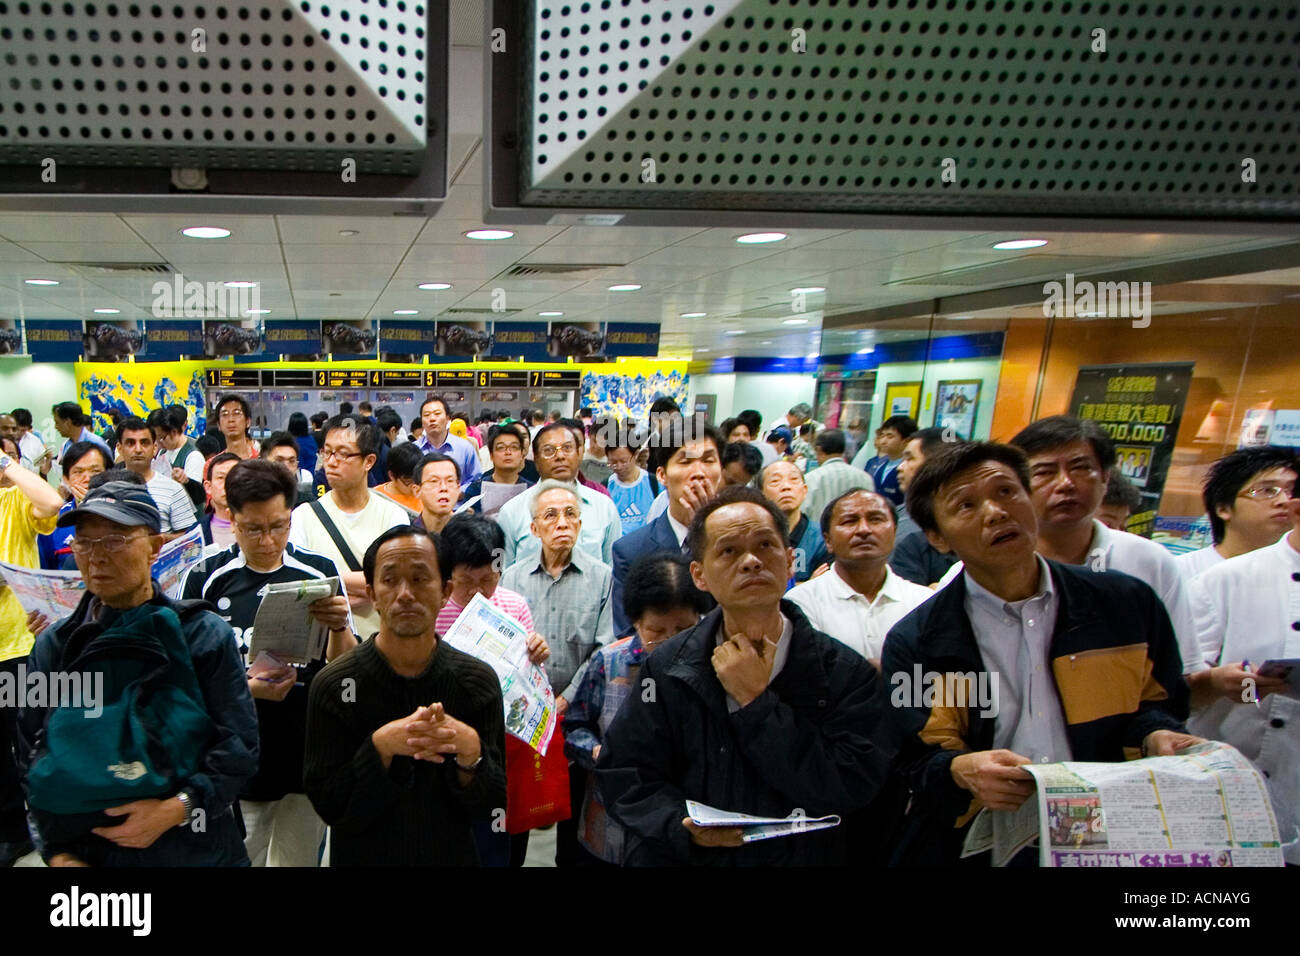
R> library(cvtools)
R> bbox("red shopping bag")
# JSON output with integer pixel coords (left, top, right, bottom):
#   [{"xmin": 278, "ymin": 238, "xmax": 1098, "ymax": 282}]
[{"xmin": 505, "ymin": 725, "xmax": 571, "ymax": 834}]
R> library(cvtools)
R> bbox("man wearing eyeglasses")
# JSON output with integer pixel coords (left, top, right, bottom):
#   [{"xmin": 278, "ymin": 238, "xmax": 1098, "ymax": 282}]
[
  {"xmin": 1176, "ymin": 446, "xmax": 1298, "ymax": 579},
  {"xmin": 459, "ymin": 424, "xmax": 535, "ymax": 518},
  {"xmin": 414, "ymin": 396, "xmax": 481, "ymax": 488},
  {"xmin": 0, "ymin": 442, "xmax": 64, "ymax": 866},
  {"xmin": 1186, "ymin": 449, "xmax": 1300, "ymax": 862},
  {"xmin": 289, "ymin": 415, "xmax": 409, "ymax": 641},
  {"xmin": 16, "ymin": 481, "xmax": 258, "ymax": 866},
  {"xmin": 181, "ymin": 459, "xmax": 357, "ymax": 867},
  {"xmin": 496, "ymin": 422, "xmax": 623, "ymax": 570},
  {"xmin": 213, "ymin": 394, "xmax": 258, "ymax": 461}
]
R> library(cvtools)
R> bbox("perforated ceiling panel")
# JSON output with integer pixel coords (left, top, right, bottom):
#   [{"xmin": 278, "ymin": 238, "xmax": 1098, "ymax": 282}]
[
  {"xmin": 521, "ymin": 0, "xmax": 1300, "ymax": 219},
  {"xmin": 0, "ymin": 0, "xmax": 432, "ymax": 173}
]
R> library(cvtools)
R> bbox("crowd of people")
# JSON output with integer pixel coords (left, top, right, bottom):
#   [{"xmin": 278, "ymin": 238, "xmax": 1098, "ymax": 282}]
[{"xmin": 0, "ymin": 392, "xmax": 1295, "ymax": 868}]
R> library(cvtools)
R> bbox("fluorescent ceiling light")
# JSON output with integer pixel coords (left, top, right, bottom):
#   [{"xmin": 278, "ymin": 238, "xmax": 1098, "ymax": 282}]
[
  {"xmin": 464, "ymin": 229, "xmax": 514, "ymax": 240},
  {"xmin": 806, "ymin": 352, "xmax": 819, "ymax": 359},
  {"xmin": 725, "ymin": 330, "xmax": 745, "ymax": 336},
  {"xmin": 92, "ymin": 308, "xmax": 120, "ymax": 314},
  {"xmin": 338, "ymin": 229, "xmax": 360, "ymax": 237},
  {"xmin": 680, "ymin": 312, "xmax": 707, "ymax": 318},
  {"xmin": 224, "ymin": 281, "xmax": 256, "ymax": 289},
  {"xmin": 539, "ymin": 311, "xmax": 564, "ymax": 316},
  {"xmin": 417, "ymin": 282, "xmax": 452, "ymax": 291},
  {"xmin": 608, "ymin": 284, "xmax": 641, "ymax": 292},
  {"xmin": 992, "ymin": 238, "xmax": 1048, "ymax": 250},
  {"xmin": 392, "ymin": 310, "xmax": 419, "ymax": 315},
  {"xmin": 246, "ymin": 309, "xmax": 271, "ymax": 315},
  {"xmin": 783, "ymin": 318, "xmax": 809, "ymax": 325},
  {"xmin": 736, "ymin": 232, "xmax": 787, "ymax": 244},
  {"xmin": 856, "ymin": 347, "xmax": 875, "ymax": 354},
  {"xmin": 181, "ymin": 226, "xmax": 231, "ymax": 239},
  {"xmin": 24, "ymin": 279, "xmax": 59, "ymax": 286},
  {"xmin": 791, "ymin": 286, "xmax": 825, "ymax": 294}
]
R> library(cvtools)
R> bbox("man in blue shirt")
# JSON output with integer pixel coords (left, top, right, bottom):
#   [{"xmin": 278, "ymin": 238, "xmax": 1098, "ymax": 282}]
[
  {"xmin": 605, "ymin": 429, "xmax": 658, "ymax": 534},
  {"xmin": 413, "ymin": 397, "xmax": 481, "ymax": 488},
  {"xmin": 851, "ymin": 415, "xmax": 917, "ymax": 508}
]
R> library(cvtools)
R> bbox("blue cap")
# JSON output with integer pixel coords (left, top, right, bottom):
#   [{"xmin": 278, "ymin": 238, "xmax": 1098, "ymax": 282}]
[
  {"xmin": 56, "ymin": 480, "xmax": 162, "ymax": 533},
  {"xmin": 767, "ymin": 426, "xmax": 794, "ymax": 445}
]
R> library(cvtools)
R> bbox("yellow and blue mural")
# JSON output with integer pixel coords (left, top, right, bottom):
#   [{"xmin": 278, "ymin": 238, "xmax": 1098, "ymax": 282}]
[
  {"xmin": 580, "ymin": 365, "xmax": 689, "ymax": 421},
  {"xmin": 78, "ymin": 361, "xmax": 209, "ymax": 437}
]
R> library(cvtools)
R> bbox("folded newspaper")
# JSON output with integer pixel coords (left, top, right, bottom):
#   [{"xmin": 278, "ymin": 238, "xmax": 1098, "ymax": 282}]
[
  {"xmin": 962, "ymin": 741, "xmax": 1284, "ymax": 867},
  {"xmin": 247, "ymin": 576, "xmax": 340, "ymax": 665},
  {"xmin": 685, "ymin": 800, "xmax": 841, "ymax": 843},
  {"xmin": 441, "ymin": 592, "xmax": 557, "ymax": 755},
  {"xmin": 0, "ymin": 524, "xmax": 207, "ymax": 625}
]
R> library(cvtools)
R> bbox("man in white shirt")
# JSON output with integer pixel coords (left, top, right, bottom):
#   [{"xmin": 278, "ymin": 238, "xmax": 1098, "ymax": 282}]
[
  {"xmin": 289, "ymin": 414, "xmax": 408, "ymax": 639},
  {"xmin": 1186, "ymin": 480, "xmax": 1300, "ymax": 862},
  {"xmin": 115, "ymin": 415, "xmax": 198, "ymax": 541},
  {"xmin": 497, "ymin": 421, "xmax": 621, "ymax": 571},
  {"xmin": 1177, "ymin": 446, "xmax": 1296, "ymax": 579},
  {"xmin": 9, "ymin": 409, "xmax": 50, "ymax": 476},
  {"xmin": 787, "ymin": 489, "xmax": 931, "ymax": 667},
  {"xmin": 801, "ymin": 428, "xmax": 876, "ymax": 532},
  {"xmin": 1010, "ymin": 415, "xmax": 1203, "ymax": 677}
]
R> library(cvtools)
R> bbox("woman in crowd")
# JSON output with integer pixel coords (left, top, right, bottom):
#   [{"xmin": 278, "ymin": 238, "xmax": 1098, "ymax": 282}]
[{"xmin": 563, "ymin": 552, "xmax": 711, "ymax": 865}]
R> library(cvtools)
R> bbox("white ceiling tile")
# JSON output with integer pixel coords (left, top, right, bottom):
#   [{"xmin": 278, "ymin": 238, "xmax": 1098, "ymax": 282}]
[
  {"xmin": 275, "ymin": 215, "xmax": 426, "ymax": 245},
  {"xmin": 15, "ymin": 242, "xmax": 163, "ymax": 263},
  {"xmin": 0, "ymin": 214, "xmax": 141, "ymax": 243},
  {"xmin": 120, "ymin": 215, "xmax": 281, "ymax": 244},
  {"xmin": 283, "ymin": 243, "xmax": 410, "ymax": 265}
]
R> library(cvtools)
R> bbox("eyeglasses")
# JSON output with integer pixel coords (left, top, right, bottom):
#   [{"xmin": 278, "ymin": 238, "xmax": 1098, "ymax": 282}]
[
  {"xmin": 537, "ymin": 507, "xmax": 580, "ymax": 524},
  {"xmin": 235, "ymin": 521, "xmax": 291, "ymax": 540},
  {"xmin": 218, "ymin": 409, "xmax": 246, "ymax": 419},
  {"xmin": 539, "ymin": 442, "xmax": 578, "ymax": 459},
  {"xmin": 70, "ymin": 532, "xmax": 148, "ymax": 555},
  {"xmin": 269, "ymin": 456, "xmax": 299, "ymax": 468},
  {"xmin": 320, "ymin": 449, "xmax": 363, "ymax": 462},
  {"xmin": 1239, "ymin": 484, "xmax": 1296, "ymax": 501},
  {"xmin": 421, "ymin": 476, "xmax": 459, "ymax": 489},
  {"xmin": 493, "ymin": 443, "xmax": 523, "ymax": 454}
]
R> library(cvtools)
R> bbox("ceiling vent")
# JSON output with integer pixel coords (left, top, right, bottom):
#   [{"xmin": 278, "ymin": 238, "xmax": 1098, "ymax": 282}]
[
  {"xmin": 498, "ymin": 263, "xmax": 626, "ymax": 279},
  {"xmin": 64, "ymin": 262, "xmax": 178, "ymax": 277}
]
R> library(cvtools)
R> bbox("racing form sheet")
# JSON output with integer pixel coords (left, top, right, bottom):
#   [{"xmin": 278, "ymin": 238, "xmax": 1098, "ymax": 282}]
[{"xmin": 441, "ymin": 592, "xmax": 557, "ymax": 755}]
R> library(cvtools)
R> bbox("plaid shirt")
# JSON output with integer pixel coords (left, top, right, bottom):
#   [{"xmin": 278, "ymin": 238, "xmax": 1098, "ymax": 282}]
[{"xmin": 563, "ymin": 633, "xmax": 645, "ymax": 864}]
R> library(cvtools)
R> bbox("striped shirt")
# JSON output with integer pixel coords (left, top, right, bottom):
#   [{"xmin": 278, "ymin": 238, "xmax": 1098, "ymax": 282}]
[
  {"xmin": 801, "ymin": 458, "xmax": 877, "ymax": 529},
  {"xmin": 146, "ymin": 472, "xmax": 199, "ymax": 533},
  {"xmin": 436, "ymin": 585, "xmax": 535, "ymax": 638}
]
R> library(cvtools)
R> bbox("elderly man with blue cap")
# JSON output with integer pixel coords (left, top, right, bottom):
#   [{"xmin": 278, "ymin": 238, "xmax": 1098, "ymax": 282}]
[{"xmin": 15, "ymin": 481, "xmax": 259, "ymax": 867}]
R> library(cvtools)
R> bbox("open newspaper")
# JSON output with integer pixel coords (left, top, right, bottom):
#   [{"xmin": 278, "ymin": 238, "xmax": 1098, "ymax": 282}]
[
  {"xmin": 964, "ymin": 741, "xmax": 1284, "ymax": 867},
  {"xmin": 0, "ymin": 524, "xmax": 208, "ymax": 624},
  {"xmin": 247, "ymin": 576, "xmax": 340, "ymax": 665},
  {"xmin": 441, "ymin": 592, "xmax": 557, "ymax": 755},
  {"xmin": 685, "ymin": 800, "xmax": 841, "ymax": 843}
]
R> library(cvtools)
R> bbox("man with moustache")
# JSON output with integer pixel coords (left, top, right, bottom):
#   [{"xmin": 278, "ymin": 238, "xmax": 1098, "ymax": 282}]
[
  {"xmin": 787, "ymin": 489, "xmax": 932, "ymax": 669},
  {"xmin": 596, "ymin": 485, "xmax": 891, "ymax": 865},
  {"xmin": 611, "ymin": 426, "xmax": 724, "ymax": 637},
  {"xmin": 304, "ymin": 526, "xmax": 506, "ymax": 866},
  {"xmin": 115, "ymin": 417, "xmax": 198, "ymax": 541},
  {"xmin": 883, "ymin": 442, "xmax": 1198, "ymax": 866}
]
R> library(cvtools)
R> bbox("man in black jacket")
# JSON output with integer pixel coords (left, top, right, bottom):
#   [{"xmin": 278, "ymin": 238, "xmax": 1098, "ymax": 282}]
[
  {"xmin": 882, "ymin": 442, "xmax": 1199, "ymax": 866},
  {"xmin": 597, "ymin": 485, "xmax": 891, "ymax": 865}
]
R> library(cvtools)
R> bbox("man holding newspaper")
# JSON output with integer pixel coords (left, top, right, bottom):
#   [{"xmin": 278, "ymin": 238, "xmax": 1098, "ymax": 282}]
[{"xmin": 181, "ymin": 459, "xmax": 357, "ymax": 867}]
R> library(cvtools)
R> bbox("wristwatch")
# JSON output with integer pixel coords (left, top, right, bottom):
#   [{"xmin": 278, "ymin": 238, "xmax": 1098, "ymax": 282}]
[
  {"xmin": 0, "ymin": 453, "xmax": 13, "ymax": 472},
  {"xmin": 175, "ymin": 790, "xmax": 194, "ymax": 827},
  {"xmin": 455, "ymin": 754, "xmax": 484, "ymax": 773}
]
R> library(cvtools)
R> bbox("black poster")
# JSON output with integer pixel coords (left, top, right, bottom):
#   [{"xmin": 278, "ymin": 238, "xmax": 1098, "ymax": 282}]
[{"xmin": 1069, "ymin": 361, "xmax": 1194, "ymax": 538}]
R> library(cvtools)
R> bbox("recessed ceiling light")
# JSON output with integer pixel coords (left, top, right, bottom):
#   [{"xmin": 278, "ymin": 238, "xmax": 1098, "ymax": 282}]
[
  {"xmin": 224, "ymin": 281, "xmax": 256, "ymax": 289},
  {"xmin": 464, "ymin": 229, "xmax": 514, "ymax": 241},
  {"xmin": 417, "ymin": 282, "xmax": 452, "ymax": 291},
  {"xmin": 539, "ymin": 311, "xmax": 564, "ymax": 316},
  {"xmin": 992, "ymin": 238, "xmax": 1048, "ymax": 250},
  {"xmin": 791, "ymin": 286, "xmax": 825, "ymax": 294},
  {"xmin": 393, "ymin": 310, "xmax": 419, "ymax": 315},
  {"xmin": 725, "ymin": 330, "xmax": 745, "ymax": 336},
  {"xmin": 783, "ymin": 318, "xmax": 810, "ymax": 325},
  {"xmin": 608, "ymin": 284, "xmax": 641, "ymax": 292},
  {"xmin": 181, "ymin": 226, "xmax": 231, "ymax": 239},
  {"xmin": 24, "ymin": 279, "xmax": 59, "ymax": 286},
  {"xmin": 338, "ymin": 229, "xmax": 360, "ymax": 237},
  {"xmin": 246, "ymin": 309, "xmax": 271, "ymax": 315},
  {"xmin": 697, "ymin": 348, "xmax": 710, "ymax": 353},
  {"xmin": 681, "ymin": 312, "xmax": 707, "ymax": 318},
  {"xmin": 92, "ymin": 308, "xmax": 120, "ymax": 314},
  {"xmin": 760, "ymin": 340, "xmax": 773, "ymax": 345},
  {"xmin": 736, "ymin": 232, "xmax": 788, "ymax": 244}
]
